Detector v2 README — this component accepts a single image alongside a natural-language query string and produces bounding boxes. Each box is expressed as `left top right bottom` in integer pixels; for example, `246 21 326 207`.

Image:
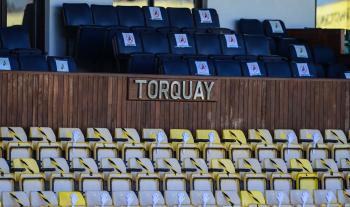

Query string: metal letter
159 80 170 100
193 81 205 100
182 81 193 100
147 80 158 99
204 82 215 100
135 80 147 99
170 81 181 100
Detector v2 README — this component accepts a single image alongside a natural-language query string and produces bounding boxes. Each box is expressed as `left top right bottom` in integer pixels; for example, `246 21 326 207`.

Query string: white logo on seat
294 45 308 58
199 10 213 23
195 61 210 76
0 58 11 70
149 7 163 20
345 72 350 79
296 63 311 77
122 33 137 47
269 20 284 33
247 62 262 76
224 34 239 48
55 60 69 72
175 34 190 48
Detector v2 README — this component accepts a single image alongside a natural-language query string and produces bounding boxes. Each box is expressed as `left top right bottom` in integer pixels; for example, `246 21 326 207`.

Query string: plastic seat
195 129 226 161
154 158 187 191
240 190 266 207
18 54 49 71
58 128 91 160
116 6 146 29
215 191 241 206
138 191 166 207
195 33 222 57
0 158 15 193
12 158 44 192
2 191 31 207
290 61 318 78
182 158 213 192
209 159 240 192
0 54 19 71
160 56 191 75
324 129 350 164
112 191 139 207
127 158 160 192
29 191 59 207
167 8 195 31
248 129 277 161
29 127 62 160
263 19 288 38
289 44 313 62
288 159 318 191
91 5 119 27
265 58 292 78
314 190 340 207
86 128 117 161
290 190 315 207
47 56 77 72
143 6 170 29
236 158 267 192
168 32 196 56
313 46 346 78
300 129 329 161
222 129 252 163
276 37 300 58
169 129 200 161
190 191 217 207
114 128 146 161
0 127 31 160
215 59 242 76
188 58 216 76
71 157 103 192
193 8 230 34
164 191 192 207
85 191 113 207
99 158 131 192
219 33 247 58
262 158 293 191
337 189 350 206
57 192 86 207
241 60 267 77
238 19 264 35
244 34 273 58
313 159 343 190
142 128 173 160
265 190 291 206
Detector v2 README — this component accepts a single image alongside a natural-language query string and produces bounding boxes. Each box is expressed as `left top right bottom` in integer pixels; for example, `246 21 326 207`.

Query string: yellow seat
222 129 252 163
169 129 200 161
29 191 59 207
58 192 86 207
12 158 44 192
240 190 266 207
114 128 146 160
249 129 277 161
87 128 118 161
209 159 240 192
289 159 318 191
143 128 173 160
196 129 226 161
0 127 32 160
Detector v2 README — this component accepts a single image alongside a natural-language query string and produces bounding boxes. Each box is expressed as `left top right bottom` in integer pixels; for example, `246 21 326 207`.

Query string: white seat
112 191 139 207
85 191 113 207
30 191 58 207
2 191 31 207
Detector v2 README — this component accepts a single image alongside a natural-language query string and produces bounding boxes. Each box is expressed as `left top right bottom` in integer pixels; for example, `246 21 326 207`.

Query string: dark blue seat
91 5 119 26
167 8 195 31
168 33 196 55
141 31 170 55
214 60 242 77
263 19 287 38
219 33 246 57
0 55 19 71
195 33 222 56
290 62 318 78
265 59 292 78
143 6 170 29
116 6 146 29
47 56 77 72
238 19 264 35
241 60 267 77
192 8 220 30
289 44 312 62
343 71 350 79
18 55 49 71
276 37 299 58
188 58 215 76
312 45 345 78
243 34 271 57
160 56 190 75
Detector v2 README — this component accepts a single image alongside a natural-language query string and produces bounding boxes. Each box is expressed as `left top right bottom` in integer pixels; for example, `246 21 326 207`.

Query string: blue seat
47 56 77 72
168 33 196 55
263 19 287 38
116 6 146 29
214 60 242 77
343 71 350 79
289 43 312 62
195 33 222 56
91 5 119 26
160 56 190 75
265 59 292 78
243 34 271 57
241 60 267 77
238 19 264 35
188 58 215 76
290 62 318 78
143 6 170 29
192 8 220 30
0 55 19 71
167 8 195 31
312 45 345 78
18 55 49 71
219 33 246 57
276 37 299 58
141 31 170 54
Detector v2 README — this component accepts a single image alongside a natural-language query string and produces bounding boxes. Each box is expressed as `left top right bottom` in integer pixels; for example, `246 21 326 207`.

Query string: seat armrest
262 168 277 173
236 168 251 173
155 168 170 173
41 167 56 172
247 139 262 143
313 168 328 172
99 168 114 172
28 137 44 141
70 168 85 172
113 138 129 142
57 137 71 141
181 168 197 173
208 168 224 173
0 137 13 141
127 168 142 173
85 137 100 142
288 168 303 173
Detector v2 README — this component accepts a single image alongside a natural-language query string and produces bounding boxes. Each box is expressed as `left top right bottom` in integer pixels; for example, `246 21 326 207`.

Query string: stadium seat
276 37 300 58
195 33 223 57
222 129 252 163
143 6 170 29
182 158 213 192
290 190 315 207
324 129 350 164
236 158 267 192
188 58 215 76
168 32 196 55
289 44 313 62
99 158 132 192
337 189 350 206
0 127 32 160
58 128 91 160
154 158 186 191
240 190 266 206
312 158 343 190
164 191 192 206
243 34 273 57
116 6 146 29
2 191 31 207
190 191 217 207
313 45 346 78
138 191 166 206
167 8 195 32
91 5 119 27
29 127 62 160
169 129 200 161
262 158 293 191
114 128 146 160
87 128 118 162
47 56 77 72
290 62 318 78
12 158 44 192
193 8 231 34
18 54 49 71
160 56 191 75
142 128 173 160
238 19 264 35
0 158 15 193
196 129 226 161
57 192 86 207
263 19 288 38
85 191 113 207
248 129 277 161
300 129 329 161
71 157 103 192
219 33 247 58
241 60 267 77
112 191 139 207
215 190 241 206
288 159 318 191
29 191 59 207
0 54 18 71
314 190 340 206
265 190 291 206
214 59 242 76
265 58 292 78
209 159 240 192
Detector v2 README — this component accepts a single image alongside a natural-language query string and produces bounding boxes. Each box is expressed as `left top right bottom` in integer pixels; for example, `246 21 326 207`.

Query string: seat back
222 129 247 144
141 31 170 54
290 190 314 205
2 192 31 207
86 128 113 143
244 34 271 56
274 129 298 144
289 44 312 62
143 6 169 28
47 56 77 72
30 191 59 207
215 60 242 77
91 5 119 26
62 3 93 27
195 33 222 56
265 190 290 205
325 129 347 144
161 56 190 75
58 192 86 207
240 191 266 206
314 190 338 205
18 55 49 71
238 19 264 35
0 26 32 49
85 191 113 207
169 129 195 144
167 7 194 29
263 19 287 38
220 33 246 56
0 55 18 71
265 59 292 78
0 127 27 142
241 60 267 77
290 62 318 78
168 33 196 55
117 6 145 28
188 58 215 76
113 30 143 54
312 45 336 65
192 8 220 29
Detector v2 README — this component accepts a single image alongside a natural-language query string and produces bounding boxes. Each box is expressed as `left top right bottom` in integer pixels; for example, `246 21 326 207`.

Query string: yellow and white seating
71 157 103 192
196 129 226 162
58 128 90 160
115 128 146 160
29 191 59 207
29 127 62 160
143 128 173 160
222 129 252 163
169 129 200 161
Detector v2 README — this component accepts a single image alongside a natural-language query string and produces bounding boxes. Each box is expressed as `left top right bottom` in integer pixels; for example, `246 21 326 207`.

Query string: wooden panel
0 72 349 133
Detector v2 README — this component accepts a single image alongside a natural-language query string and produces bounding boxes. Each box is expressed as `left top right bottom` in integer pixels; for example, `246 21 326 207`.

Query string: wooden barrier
0 71 349 133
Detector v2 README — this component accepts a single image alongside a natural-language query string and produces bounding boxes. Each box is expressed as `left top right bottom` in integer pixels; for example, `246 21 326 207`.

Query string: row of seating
3 189 350 207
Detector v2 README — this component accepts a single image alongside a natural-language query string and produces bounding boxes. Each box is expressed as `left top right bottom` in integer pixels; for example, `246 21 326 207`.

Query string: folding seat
265 190 292 207
248 129 278 162
114 128 146 161
169 129 200 161
195 129 226 161
141 31 170 57
190 191 217 207
195 33 223 57
222 129 253 163
262 158 293 191
265 58 292 78
274 129 298 145
244 34 274 58
241 60 267 77
142 128 173 160
160 56 191 75
18 54 49 71
47 56 77 72
0 127 32 161
0 54 19 71
0 26 41 55
112 191 140 207
263 19 288 38
238 19 264 35
167 8 195 32
337 189 350 206
91 5 119 27
215 191 241 207
99 158 132 193
143 6 170 30
112 30 154 74
193 8 231 34
314 190 340 207
236 158 267 192
299 129 329 161
209 159 241 192
290 61 319 78
71 157 103 192
116 6 146 29
240 190 266 206
325 129 350 164
182 158 214 192
2 191 31 207
86 128 117 162
85 191 113 207
215 59 242 77
188 58 216 76
29 191 59 207
276 37 300 58
289 44 313 62
164 191 192 207
168 32 196 56
312 159 343 190
41 157 74 192
0 158 15 193
154 158 187 191
29 127 62 160
312 45 346 78
290 190 315 207
274 129 302 162
138 191 166 207
128 158 160 191
57 128 91 160
57 192 86 207
219 33 247 58
288 158 318 191
12 158 45 192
